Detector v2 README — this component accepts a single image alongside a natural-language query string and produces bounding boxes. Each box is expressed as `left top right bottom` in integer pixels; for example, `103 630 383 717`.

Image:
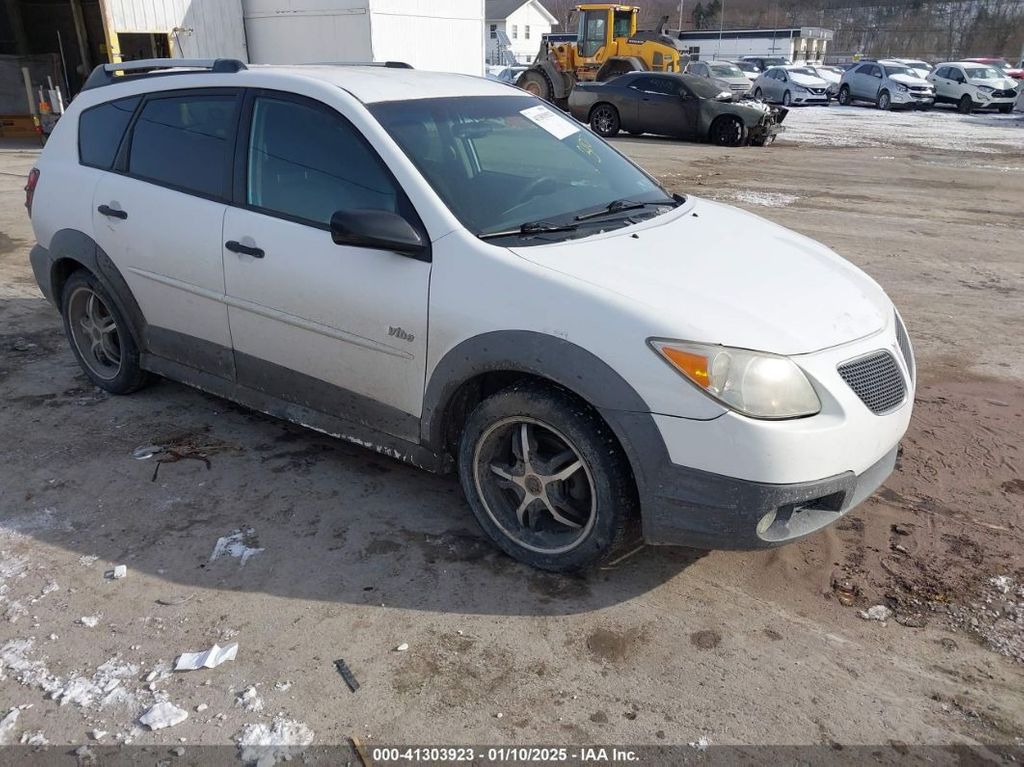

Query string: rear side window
78 96 139 169
128 94 237 199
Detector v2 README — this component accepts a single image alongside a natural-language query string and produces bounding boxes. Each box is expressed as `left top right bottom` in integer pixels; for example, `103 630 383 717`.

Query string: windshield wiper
574 197 680 222
479 220 579 241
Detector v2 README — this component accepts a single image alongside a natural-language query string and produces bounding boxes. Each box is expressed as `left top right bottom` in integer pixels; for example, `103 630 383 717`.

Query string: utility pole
678 1 684 32
716 0 726 60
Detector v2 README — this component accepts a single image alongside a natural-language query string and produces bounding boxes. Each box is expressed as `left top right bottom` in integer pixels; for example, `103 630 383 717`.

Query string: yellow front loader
516 4 685 107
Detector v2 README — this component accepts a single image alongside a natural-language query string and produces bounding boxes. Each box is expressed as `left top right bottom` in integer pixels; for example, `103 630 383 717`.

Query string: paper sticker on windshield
520 105 580 140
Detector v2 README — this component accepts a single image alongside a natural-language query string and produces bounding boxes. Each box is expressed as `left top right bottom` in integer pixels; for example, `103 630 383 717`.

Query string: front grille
894 313 915 381
837 351 907 415
808 87 825 95
909 85 930 93
993 89 1016 98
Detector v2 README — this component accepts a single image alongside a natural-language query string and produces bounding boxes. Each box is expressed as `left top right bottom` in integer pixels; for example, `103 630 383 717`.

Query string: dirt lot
1 108 1023 758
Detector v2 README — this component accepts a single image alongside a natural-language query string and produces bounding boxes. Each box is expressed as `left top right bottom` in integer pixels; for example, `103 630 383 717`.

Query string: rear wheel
838 85 851 106
957 94 973 114
458 383 635 572
589 104 620 137
878 90 891 110
61 270 149 395
517 69 552 101
709 115 747 147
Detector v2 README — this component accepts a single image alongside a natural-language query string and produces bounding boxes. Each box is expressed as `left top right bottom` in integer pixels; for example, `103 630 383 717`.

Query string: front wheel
709 115 748 147
458 383 635 572
998 104 1013 114
878 90 891 110
782 90 792 106
753 87 763 100
957 94 973 114
589 104 620 137
838 86 851 106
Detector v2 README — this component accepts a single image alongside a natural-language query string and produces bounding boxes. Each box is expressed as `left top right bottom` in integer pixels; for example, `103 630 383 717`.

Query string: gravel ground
0 110 1023 761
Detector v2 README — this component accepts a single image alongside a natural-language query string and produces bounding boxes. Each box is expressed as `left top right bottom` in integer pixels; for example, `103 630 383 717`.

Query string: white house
485 0 557 65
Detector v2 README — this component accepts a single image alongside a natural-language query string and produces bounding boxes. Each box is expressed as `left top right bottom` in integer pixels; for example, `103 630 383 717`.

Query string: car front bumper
602 320 914 549
892 90 935 107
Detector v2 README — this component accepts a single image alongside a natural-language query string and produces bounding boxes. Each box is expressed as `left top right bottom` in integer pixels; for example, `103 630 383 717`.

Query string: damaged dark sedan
568 72 787 147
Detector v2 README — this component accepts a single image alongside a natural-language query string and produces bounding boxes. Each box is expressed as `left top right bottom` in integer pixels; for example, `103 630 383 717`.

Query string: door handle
225 240 264 259
97 204 127 220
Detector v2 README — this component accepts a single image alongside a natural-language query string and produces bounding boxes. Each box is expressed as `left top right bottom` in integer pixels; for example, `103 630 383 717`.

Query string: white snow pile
211 529 265 566
0 639 140 709
139 701 188 730
859 604 893 623
0 551 28 579
0 708 19 745
236 685 264 713
729 190 800 208
237 717 315 767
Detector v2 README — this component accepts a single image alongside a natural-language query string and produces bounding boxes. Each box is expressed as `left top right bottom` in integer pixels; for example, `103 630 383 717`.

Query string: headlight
649 339 821 419
792 84 808 92
977 84 994 92
893 83 908 92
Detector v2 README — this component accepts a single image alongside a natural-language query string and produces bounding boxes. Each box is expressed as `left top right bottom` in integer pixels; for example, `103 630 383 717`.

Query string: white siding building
485 0 557 65
674 27 834 63
101 0 248 62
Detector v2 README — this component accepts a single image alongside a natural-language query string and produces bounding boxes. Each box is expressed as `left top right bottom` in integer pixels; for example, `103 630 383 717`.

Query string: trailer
242 0 485 76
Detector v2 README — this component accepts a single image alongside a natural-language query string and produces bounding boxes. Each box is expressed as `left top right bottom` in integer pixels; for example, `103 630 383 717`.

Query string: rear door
92 89 240 378
220 91 430 438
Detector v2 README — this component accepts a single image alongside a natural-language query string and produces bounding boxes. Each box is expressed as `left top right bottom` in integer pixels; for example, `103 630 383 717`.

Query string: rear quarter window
78 96 140 169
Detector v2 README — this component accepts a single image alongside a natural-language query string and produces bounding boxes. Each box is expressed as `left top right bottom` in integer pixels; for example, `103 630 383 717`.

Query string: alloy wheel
472 417 597 555
67 286 122 380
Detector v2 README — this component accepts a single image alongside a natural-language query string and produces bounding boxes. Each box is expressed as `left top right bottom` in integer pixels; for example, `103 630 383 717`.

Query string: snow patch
729 191 800 208
237 717 315 767
210 530 264 566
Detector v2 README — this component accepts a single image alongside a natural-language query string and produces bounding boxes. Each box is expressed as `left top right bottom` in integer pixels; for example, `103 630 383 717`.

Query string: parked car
740 55 790 72
837 60 935 109
893 58 933 80
569 72 786 145
963 57 1024 81
928 62 1019 113
733 59 761 82
751 65 830 106
685 60 752 98
27 58 914 572
801 63 843 98
486 65 529 85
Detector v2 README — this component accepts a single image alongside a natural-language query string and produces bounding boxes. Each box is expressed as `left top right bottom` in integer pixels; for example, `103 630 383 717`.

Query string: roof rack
82 58 247 91
309 61 414 69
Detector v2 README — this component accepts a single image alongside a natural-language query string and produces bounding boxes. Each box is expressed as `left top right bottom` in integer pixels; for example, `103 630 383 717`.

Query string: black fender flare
43 228 148 349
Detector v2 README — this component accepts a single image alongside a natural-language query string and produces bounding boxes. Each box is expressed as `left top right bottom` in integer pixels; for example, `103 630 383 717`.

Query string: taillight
25 168 39 217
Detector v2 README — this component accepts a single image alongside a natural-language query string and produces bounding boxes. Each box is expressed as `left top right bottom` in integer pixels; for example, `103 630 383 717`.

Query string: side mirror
330 209 427 259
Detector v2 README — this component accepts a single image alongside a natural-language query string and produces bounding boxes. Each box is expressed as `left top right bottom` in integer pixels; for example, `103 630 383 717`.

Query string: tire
517 69 553 102
957 94 973 114
753 87 763 100
457 382 635 572
782 90 792 106
838 86 851 106
878 90 891 110
709 115 748 147
60 270 150 395
998 104 1013 114
589 103 620 137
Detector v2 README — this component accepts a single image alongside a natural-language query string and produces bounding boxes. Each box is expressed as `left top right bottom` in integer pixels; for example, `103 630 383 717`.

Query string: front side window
370 96 671 243
247 96 398 226
128 94 237 198
79 96 140 169
613 10 632 38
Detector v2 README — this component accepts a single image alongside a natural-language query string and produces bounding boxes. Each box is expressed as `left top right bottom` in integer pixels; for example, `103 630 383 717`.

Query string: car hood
890 73 930 86
816 70 841 84
510 198 890 356
967 76 1016 89
789 73 828 88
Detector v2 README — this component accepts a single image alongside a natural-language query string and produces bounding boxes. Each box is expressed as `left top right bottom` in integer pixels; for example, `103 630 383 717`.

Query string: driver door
221 91 431 439
629 76 695 137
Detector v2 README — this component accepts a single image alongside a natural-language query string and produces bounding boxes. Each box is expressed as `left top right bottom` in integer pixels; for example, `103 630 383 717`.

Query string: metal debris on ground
175 642 238 671
210 530 264 566
334 659 360 692
351 734 372 767
139 701 188 730
156 594 195 607
132 445 164 461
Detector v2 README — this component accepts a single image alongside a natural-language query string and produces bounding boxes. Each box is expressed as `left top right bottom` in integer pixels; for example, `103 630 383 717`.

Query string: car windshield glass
709 63 743 77
788 67 816 76
735 61 757 72
905 61 929 69
370 96 672 241
764 57 788 66
883 65 915 76
964 66 1000 79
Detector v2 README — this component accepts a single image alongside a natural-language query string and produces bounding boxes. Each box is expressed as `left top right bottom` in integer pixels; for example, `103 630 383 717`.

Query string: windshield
370 96 672 242
788 67 817 77
764 57 788 66
964 66 1001 79
883 65 915 77
903 60 929 69
735 61 758 72
709 63 743 77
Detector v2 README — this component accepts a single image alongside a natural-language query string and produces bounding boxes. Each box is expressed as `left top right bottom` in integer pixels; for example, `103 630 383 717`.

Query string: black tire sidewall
457 383 634 572
590 105 619 137
711 116 746 147
839 86 850 105
61 270 148 395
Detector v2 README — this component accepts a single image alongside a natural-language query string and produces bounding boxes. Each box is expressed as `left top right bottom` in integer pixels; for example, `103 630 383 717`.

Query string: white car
802 63 843 97
894 59 932 80
838 60 935 110
26 58 915 571
752 65 831 106
928 62 1019 113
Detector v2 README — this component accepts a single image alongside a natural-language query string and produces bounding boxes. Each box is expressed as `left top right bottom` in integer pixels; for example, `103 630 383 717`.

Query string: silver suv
837 59 935 110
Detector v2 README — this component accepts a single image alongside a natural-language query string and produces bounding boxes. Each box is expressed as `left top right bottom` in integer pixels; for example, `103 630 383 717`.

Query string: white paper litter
210 530 264 566
859 605 893 622
175 642 238 671
89 729 107 740
394 643 409 652
0 708 19 744
107 565 127 580
139 701 188 730
237 717 314 767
